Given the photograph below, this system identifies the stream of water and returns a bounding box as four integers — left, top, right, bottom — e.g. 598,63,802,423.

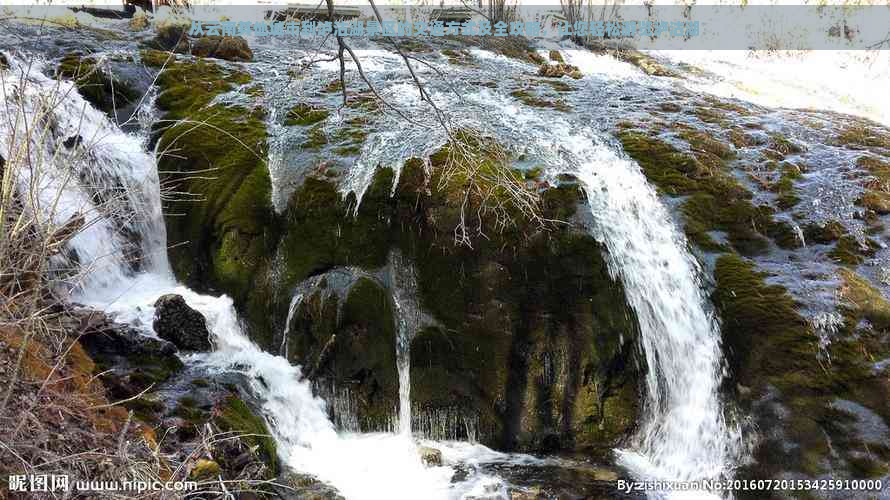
5,7,888,495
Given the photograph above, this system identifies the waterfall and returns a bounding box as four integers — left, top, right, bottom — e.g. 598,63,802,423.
452,86,743,492
567,136,742,487
279,293,303,358
388,250,422,437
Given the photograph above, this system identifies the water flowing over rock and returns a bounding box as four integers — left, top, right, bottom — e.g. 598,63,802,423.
153,294,212,351
6,10,890,498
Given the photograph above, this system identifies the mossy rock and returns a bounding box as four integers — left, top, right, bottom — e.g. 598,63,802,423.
270,134,639,450
614,50,678,77
510,88,571,112
57,53,138,115
140,49,172,68
834,123,890,150
803,220,846,244
828,235,879,266
767,133,805,158
716,254,890,482
214,396,278,476
857,190,890,215
618,131,797,254
837,269,890,331
537,63,581,80
191,35,253,62
285,276,399,432
442,48,475,66
151,58,279,346
284,103,330,127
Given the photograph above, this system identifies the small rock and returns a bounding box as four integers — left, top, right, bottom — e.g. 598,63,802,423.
418,446,442,467
77,308,177,357
192,35,252,62
153,294,212,351
537,63,581,79
151,22,190,52
128,9,150,31
190,459,221,480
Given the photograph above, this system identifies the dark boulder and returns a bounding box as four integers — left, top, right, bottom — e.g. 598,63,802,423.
153,294,212,351
148,23,190,53
71,307,183,401
191,36,253,62
73,307,176,358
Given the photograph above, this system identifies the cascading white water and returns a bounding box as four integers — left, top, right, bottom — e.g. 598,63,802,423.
1,52,520,500
458,86,742,494
0,55,169,296
572,139,741,487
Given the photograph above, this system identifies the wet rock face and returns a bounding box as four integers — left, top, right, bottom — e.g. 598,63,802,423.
192,35,253,62
56,53,139,116
149,55,640,452
274,163,641,453
153,294,212,351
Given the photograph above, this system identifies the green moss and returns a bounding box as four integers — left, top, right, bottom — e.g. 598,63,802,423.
767,133,805,159
837,269,890,331
302,124,329,150
152,58,278,350
681,193,772,255
716,254,890,478
694,107,729,126
215,396,278,476
616,131,703,195
702,95,752,115
803,220,846,244
172,399,207,425
614,49,678,77
140,49,171,68
771,162,802,210
125,354,184,390
618,131,798,254
729,128,759,148
857,156,890,187
442,48,474,66
835,124,890,150
126,397,165,423
828,235,879,266
57,53,138,114
537,63,582,80
678,129,735,160
280,170,394,285
284,103,330,126
510,89,571,112
537,79,574,92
